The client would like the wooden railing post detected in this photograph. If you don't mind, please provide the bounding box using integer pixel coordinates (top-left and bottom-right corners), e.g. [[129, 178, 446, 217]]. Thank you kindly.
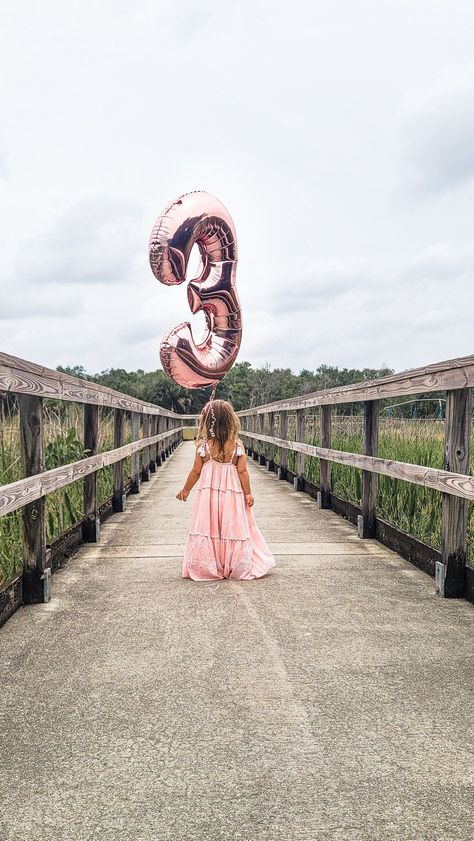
[[155, 415, 162, 466], [438, 388, 472, 598], [318, 405, 332, 509], [358, 400, 379, 538], [130, 411, 141, 493], [267, 412, 275, 471], [83, 403, 100, 541], [141, 413, 150, 482], [258, 413, 266, 465], [149, 415, 157, 473], [278, 411, 288, 480], [252, 414, 259, 461], [294, 408, 305, 490], [152, 415, 160, 466], [112, 409, 126, 512], [18, 394, 50, 603], [159, 417, 166, 461], [243, 416, 251, 456]]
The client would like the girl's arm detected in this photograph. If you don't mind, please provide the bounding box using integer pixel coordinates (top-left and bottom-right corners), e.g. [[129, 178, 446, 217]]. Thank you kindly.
[[176, 448, 203, 501], [236, 447, 254, 507]]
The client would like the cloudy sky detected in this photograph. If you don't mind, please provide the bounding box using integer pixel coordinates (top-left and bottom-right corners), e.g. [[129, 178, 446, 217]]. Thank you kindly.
[[1, 0, 474, 376]]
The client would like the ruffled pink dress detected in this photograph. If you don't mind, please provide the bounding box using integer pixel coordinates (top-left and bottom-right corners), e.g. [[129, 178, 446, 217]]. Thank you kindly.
[[182, 439, 276, 581]]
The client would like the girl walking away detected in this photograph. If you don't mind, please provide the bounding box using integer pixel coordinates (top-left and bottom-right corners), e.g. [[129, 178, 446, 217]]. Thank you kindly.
[[176, 399, 276, 581]]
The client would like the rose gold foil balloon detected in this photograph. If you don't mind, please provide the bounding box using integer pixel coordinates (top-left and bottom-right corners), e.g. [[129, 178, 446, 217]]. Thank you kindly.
[[149, 191, 242, 389]]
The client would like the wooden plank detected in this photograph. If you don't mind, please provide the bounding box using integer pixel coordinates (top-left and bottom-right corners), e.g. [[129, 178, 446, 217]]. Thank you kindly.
[[18, 394, 48, 603], [234, 353, 474, 413], [258, 414, 266, 465], [319, 405, 332, 509], [358, 400, 379, 538], [239, 431, 474, 500], [141, 415, 150, 482], [295, 409, 305, 489], [113, 410, 126, 512], [130, 412, 141, 493], [267, 412, 275, 470], [0, 352, 181, 418], [149, 416, 157, 472], [278, 412, 288, 479], [83, 403, 100, 542], [0, 428, 183, 518], [440, 388, 472, 597]]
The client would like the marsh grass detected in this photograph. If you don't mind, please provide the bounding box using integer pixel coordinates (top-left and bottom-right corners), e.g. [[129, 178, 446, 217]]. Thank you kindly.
[[0, 403, 135, 587], [253, 413, 473, 562], [2, 408, 474, 588]]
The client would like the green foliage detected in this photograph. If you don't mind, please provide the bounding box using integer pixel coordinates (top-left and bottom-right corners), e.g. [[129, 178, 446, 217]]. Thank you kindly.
[[61, 360, 395, 414], [44, 427, 89, 543]]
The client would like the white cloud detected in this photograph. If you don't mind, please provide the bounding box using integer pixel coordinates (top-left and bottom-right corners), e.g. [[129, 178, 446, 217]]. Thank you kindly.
[[402, 62, 474, 194], [1, 1, 474, 376]]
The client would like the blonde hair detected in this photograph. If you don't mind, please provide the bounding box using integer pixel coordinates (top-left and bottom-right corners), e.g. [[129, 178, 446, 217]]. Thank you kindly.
[[197, 399, 241, 461]]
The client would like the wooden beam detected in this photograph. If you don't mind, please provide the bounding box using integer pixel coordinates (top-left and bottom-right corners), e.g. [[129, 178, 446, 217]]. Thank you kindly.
[[149, 416, 157, 472], [113, 410, 126, 512], [294, 409, 305, 490], [0, 428, 182, 518], [234, 353, 474, 414], [141, 415, 150, 482], [238, 431, 474, 501], [83, 403, 100, 542], [278, 412, 288, 479], [439, 388, 472, 597], [319, 406, 332, 509], [130, 412, 141, 493], [358, 401, 379, 538], [0, 352, 182, 418], [267, 412, 275, 470], [258, 414, 266, 465], [18, 394, 49, 603]]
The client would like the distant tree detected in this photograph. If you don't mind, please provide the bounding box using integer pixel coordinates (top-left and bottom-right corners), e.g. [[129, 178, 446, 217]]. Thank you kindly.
[[56, 364, 89, 380]]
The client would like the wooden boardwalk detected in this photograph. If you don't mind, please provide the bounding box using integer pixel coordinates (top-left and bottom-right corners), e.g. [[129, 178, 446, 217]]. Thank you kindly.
[[1, 441, 474, 841]]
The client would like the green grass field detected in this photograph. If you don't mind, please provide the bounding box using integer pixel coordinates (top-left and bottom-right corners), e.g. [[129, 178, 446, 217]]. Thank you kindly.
[[1, 408, 473, 588]]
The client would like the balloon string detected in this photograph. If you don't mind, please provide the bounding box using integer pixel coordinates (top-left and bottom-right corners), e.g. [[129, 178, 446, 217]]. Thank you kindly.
[[209, 383, 217, 438]]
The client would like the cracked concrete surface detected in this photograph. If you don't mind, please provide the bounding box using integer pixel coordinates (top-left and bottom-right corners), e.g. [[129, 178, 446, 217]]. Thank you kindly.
[[1, 441, 473, 840]]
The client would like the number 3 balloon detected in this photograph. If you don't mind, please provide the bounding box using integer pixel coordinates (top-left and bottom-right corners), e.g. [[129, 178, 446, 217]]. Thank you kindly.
[[149, 191, 242, 389]]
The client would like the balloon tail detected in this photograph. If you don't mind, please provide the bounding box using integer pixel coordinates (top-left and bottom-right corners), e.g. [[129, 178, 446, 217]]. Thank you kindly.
[[209, 383, 218, 437]]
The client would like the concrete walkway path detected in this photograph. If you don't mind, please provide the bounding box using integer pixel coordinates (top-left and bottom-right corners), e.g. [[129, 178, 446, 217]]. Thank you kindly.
[[1, 441, 473, 840]]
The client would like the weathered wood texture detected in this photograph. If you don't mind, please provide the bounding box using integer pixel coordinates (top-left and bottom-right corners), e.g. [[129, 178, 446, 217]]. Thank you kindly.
[[113, 409, 126, 512], [83, 403, 99, 542], [278, 412, 288, 475], [18, 395, 48, 603], [235, 353, 474, 413], [359, 401, 379, 538], [141, 415, 151, 483], [130, 412, 141, 493], [295, 409, 305, 484], [441, 388, 472, 597], [258, 414, 266, 465], [0, 427, 182, 518], [0, 352, 181, 417], [319, 406, 332, 509], [267, 412, 275, 468], [239, 431, 474, 501]]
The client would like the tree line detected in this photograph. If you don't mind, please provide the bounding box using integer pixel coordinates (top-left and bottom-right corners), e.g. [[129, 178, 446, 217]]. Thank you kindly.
[[0, 360, 448, 418], [56, 361, 397, 414]]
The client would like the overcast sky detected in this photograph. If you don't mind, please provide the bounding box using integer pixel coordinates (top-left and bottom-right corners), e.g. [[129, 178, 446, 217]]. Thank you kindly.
[[1, 0, 474, 377]]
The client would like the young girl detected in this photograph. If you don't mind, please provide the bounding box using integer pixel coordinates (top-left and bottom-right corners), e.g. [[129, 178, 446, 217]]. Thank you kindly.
[[176, 399, 276, 581]]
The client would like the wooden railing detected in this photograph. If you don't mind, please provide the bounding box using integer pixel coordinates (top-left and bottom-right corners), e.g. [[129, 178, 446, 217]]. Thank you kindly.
[[0, 353, 184, 609], [237, 353, 474, 600]]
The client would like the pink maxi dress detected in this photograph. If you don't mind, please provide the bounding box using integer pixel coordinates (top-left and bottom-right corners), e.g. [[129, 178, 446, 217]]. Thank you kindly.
[[182, 439, 276, 581]]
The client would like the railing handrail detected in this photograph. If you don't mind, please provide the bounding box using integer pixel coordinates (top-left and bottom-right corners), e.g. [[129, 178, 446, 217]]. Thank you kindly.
[[0, 352, 182, 418], [236, 353, 474, 414], [0, 426, 183, 518]]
